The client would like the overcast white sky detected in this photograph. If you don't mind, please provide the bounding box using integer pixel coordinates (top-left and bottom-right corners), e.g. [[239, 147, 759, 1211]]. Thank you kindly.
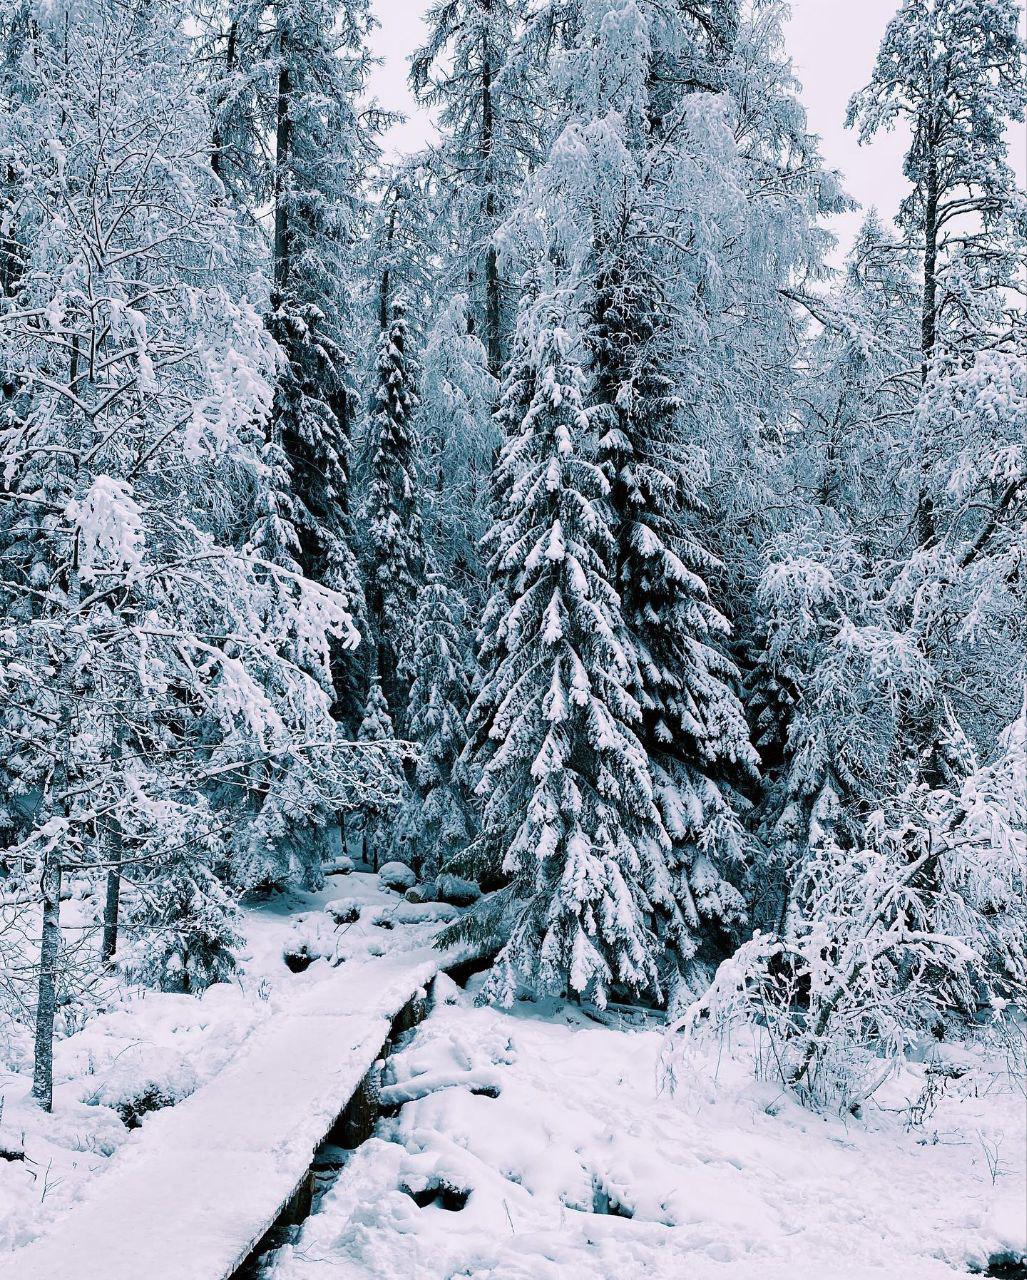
[[367, 0, 1027, 261]]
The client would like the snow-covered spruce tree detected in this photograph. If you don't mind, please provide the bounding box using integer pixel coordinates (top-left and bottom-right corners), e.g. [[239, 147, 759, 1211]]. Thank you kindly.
[[458, 292, 672, 1007], [503, 0, 763, 992], [120, 858, 244, 995], [360, 298, 424, 725], [197, 0, 382, 724], [410, 0, 542, 378], [398, 577, 473, 880], [0, 0, 385, 1107], [354, 677, 407, 871]]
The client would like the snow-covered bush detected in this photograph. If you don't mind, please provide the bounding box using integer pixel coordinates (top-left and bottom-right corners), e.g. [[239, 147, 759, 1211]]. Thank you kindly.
[[670, 710, 1027, 1112], [326, 898, 363, 926]]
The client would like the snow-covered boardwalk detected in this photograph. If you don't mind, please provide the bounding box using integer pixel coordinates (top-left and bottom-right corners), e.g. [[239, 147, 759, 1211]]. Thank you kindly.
[[0, 948, 448, 1280]]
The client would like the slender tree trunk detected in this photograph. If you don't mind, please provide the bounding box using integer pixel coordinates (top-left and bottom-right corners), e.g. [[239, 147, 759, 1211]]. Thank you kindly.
[[480, 14, 502, 380], [31, 847, 62, 1112], [101, 852, 121, 966], [32, 592, 77, 1111], [101, 869, 120, 964], [100, 724, 124, 965], [917, 134, 940, 548], [273, 30, 291, 295], [920, 144, 939, 387], [211, 20, 238, 181], [0, 164, 20, 299], [379, 200, 398, 331]]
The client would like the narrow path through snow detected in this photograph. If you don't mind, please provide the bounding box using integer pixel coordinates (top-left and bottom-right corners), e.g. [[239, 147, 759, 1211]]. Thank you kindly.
[[0, 941, 453, 1280]]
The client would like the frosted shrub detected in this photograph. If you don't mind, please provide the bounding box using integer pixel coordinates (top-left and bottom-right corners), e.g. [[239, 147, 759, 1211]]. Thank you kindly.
[[670, 711, 1026, 1112]]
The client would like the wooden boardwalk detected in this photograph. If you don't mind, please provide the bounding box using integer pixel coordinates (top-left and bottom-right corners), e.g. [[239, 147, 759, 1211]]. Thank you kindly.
[[0, 948, 450, 1280]]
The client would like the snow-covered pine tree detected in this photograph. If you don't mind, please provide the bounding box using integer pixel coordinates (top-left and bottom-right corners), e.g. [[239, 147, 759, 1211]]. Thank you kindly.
[[462, 291, 671, 1007], [399, 577, 473, 880], [361, 298, 424, 724], [121, 861, 244, 994], [355, 677, 407, 871], [507, 0, 761, 991], [367, 164, 438, 331], [842, 0, 1026, 777], [846, 0, 1026, 476]]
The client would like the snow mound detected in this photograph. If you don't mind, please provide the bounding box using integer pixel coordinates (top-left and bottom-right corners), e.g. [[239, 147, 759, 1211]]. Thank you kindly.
[[393, 901, 460, 926], [379, 862, 417, 892], [78, 1047, 199, 1127], [434, 873, 480, 906]]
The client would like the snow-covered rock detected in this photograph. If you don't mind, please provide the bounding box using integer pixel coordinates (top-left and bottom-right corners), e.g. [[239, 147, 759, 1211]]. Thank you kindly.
[[434, 873, 480, 907], [405, 883, 436, 904], [379, 861, 417, 892], [323, 855, 354, 876], [393, 901, 460, 927]]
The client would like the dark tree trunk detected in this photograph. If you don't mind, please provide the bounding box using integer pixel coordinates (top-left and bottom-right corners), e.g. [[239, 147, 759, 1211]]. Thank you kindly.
[[101, 725, 124, 964], [917, 132, 940, 549], [101, 868, 121, 965], [920, 143, 939, 386], [379, 200, 398, 331], [211, 21, 238, 181], [480, 13, 502, 380], [273, 32, 291, 295]]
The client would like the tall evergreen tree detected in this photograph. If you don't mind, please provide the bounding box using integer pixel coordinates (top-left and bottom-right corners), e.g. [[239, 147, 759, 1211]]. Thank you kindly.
[[361, 298, 424, 723], [843, 0, 1027, 777], [411, 0, 542, 378], [399, 577, 473, 879], [847, 0, 1026, 534], [355, 677, 407, 869], [463, 293, 672, 1006], [197, 0, 382, 721], [515, 0, 760, 984]]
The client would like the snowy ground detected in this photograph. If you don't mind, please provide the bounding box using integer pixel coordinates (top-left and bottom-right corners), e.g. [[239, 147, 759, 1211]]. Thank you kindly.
[[2, 878, 1024, 1279], [0, 868, 454, 1258], [263, 976, 1026, 1280]]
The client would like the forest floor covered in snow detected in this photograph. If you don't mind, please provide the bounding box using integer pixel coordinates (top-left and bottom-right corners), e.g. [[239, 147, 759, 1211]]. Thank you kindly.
[[263, 976, 1026, 1280], [1, 873, 1024, 1280]]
